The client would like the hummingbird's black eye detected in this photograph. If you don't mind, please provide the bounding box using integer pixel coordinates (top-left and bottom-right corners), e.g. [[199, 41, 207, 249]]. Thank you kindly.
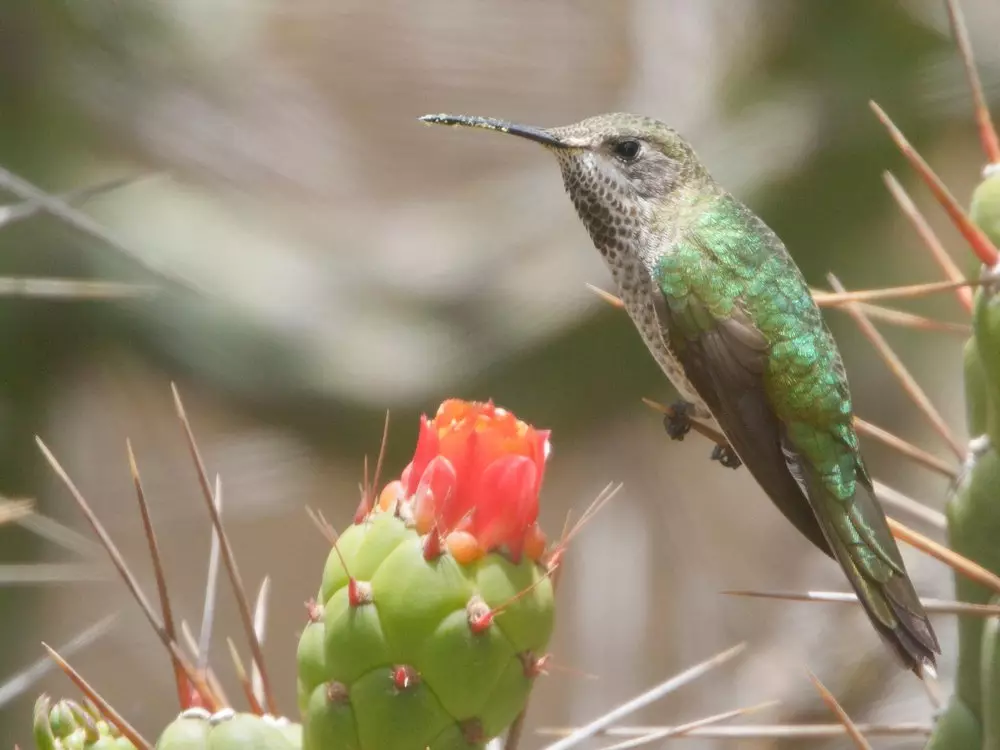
[[612, 139, 642, 161]]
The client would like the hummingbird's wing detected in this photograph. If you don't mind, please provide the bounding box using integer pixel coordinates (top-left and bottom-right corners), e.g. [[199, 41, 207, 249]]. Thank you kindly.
[[653, 276, 939, 673]]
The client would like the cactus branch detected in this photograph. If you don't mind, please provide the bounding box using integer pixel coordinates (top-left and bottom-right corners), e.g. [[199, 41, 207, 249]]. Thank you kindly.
[[882, 171, 973, 312], [40, 643, 151, 750], [869, 101, 999, 266], [170, 383, 278, 716], [806, 671, 872, 750], [944, 0, 1000, 165]]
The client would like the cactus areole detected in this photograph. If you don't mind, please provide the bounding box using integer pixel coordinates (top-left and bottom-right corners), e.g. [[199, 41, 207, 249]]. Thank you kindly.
[[297, 400, 557, 750]]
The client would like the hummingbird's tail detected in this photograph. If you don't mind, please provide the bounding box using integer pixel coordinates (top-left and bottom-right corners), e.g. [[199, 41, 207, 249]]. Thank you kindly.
[[797, 457, 940, 675]]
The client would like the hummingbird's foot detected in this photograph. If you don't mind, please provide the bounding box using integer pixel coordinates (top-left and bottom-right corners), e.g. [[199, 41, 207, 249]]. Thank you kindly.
[[663, 400, 694, 441], [711, 443, 742, 469]]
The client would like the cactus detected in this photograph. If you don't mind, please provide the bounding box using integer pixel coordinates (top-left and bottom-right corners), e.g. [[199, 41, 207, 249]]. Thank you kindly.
[[33, 696, 135, 750], [21, 393, 566, 750], [296, 399, 557, 750]]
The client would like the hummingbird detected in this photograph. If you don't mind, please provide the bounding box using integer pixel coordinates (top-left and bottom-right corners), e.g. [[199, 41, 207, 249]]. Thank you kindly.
[[419, 111, 940, 674]]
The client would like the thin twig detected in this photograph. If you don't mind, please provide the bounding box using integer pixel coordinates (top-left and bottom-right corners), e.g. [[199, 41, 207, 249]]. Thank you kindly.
[[600, 701, 779, 750], [640, 398, 727, 446], [870, 101, 998, 266], [827, 274, 964, 459], [811, 278, 979, 306], [944, 0, 1000, 164], [540, 643, 747, 750], [842, 302, 969, 335], [0, 615, 117, 709], [807, 671, 872, 750], [720, 588, 1000, 616], [0, 563, 108, 585], [883, 171, 973, 312], [538, 723, 932, 740], [873, 480, 947, 530], [197, 476, 224, 674], [0, 277, 156, 300], [888, 517, 1000, 596], [127, 439, 186, 709], [35, 437, 216, 708], [41, 643, 152, 750], [855, 417, 957, 479], [0, 499, 32, 525], [251, 577, 271, 709], [226, 638, 264, 716], [170, 383, 278, 715]]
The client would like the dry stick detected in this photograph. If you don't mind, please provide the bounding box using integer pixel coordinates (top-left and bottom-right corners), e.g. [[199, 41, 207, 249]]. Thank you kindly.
[[827, 274, 964, 459], [0, 499, 32, 525], [0, 614, 117, 709], [640, 397, 728, 445], [845, 302, 969, 335], [370, 410, 391, 502], [589, 280, 971, 334], [593, 283, 960, 478], [0, 165, 193, 288], [197, 476, 224, 677], [806, 671, 873, 750], [855, 418, 957, 479], [538, 722, 932, 740], [599, 701, 779, 750], [0, 563, 108, 585], [0, 277, 156, 300], [126, 439, 189, 710], [720, 589, 1000, 616], [883, 172, 973, 313], [35, 437, 217, 708], [226, 637, 264, 716], [41, 643, 152, 750], [811, 278, 979, 305], [870, 101, 999, 266], [179, 620, 230, 708], [305, 506, 339, 546], [540, 643, 747, 750], [505, 484, 623, 750], [170, 383, 278, 716], [873, 480, 948, 530], [888, 517, 1000, 597], [944, 0, 1000, 165], [0, 173, 156, 230], [14, 507, 105, 559], [251, 577, 271, 710]]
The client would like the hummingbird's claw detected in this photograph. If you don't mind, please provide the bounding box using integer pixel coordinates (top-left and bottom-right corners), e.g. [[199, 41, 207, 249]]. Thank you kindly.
[[711, 443, 743, 469], [663, 400, 694, 440]]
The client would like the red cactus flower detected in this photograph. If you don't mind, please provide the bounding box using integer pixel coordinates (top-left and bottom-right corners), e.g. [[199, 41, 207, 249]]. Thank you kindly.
[[394, 399, 550, 562]]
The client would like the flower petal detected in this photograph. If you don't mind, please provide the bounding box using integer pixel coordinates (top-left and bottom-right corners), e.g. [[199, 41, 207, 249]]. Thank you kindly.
[[472, 455, 539, 552], [413, 455, 457, 534]]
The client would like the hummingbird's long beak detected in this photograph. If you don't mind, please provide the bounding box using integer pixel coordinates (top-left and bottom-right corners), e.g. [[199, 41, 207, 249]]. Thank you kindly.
[[419, 113, 569, 149]]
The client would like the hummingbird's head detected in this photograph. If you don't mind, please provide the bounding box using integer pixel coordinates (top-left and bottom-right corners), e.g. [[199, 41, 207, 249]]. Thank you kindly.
[[420, 112, 709, 261]]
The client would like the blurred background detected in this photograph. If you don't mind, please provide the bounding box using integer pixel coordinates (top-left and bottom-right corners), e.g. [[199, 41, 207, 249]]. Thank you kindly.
[[1, 0, 998, 747]]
